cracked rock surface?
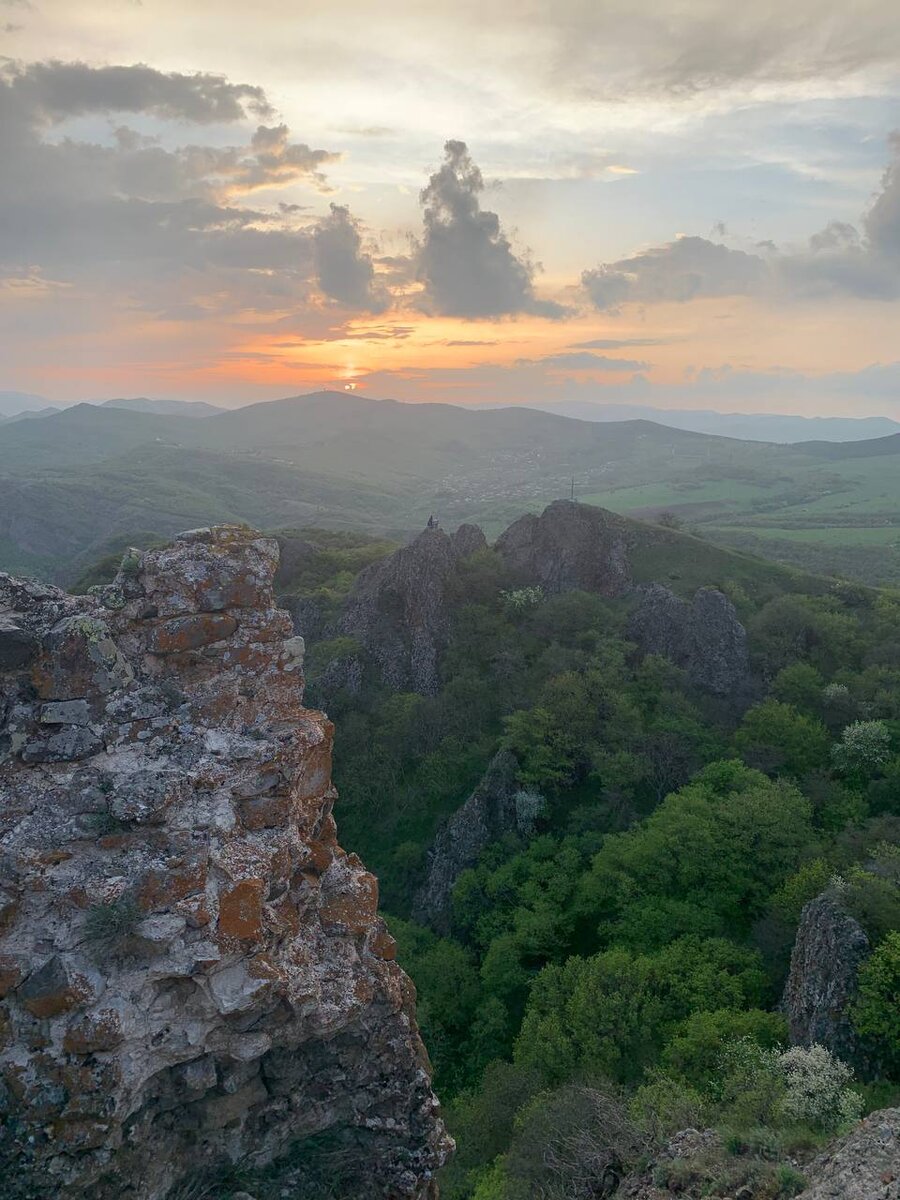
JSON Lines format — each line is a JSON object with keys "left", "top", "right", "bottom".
{"left": 0, "top": 526, "right": 450, "bottom": 1199}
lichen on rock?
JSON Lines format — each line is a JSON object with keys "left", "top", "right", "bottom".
{"left": 0, "top": 525, "right": 450, "bottom": 1199}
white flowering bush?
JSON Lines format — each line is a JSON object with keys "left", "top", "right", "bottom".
{"left": 718, "top": 1039, "right": 862, "bottom": 1134}
{"left": 500, "top": 586, "right": 545, "bottom": 615}
{"left": 778, "top": 1045, "right": 863, "bottom": 1132}
{"left": 514, "top": 788, "right": 547, "bottom": 835}
{"left": 831, "top": 719, "right": 892, "bottom": 778}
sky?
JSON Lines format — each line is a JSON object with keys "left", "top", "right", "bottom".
{"left": 2, "top": 0, "right": 900, "bottom": 416}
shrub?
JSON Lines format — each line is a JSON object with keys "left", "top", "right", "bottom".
{"left": 83, "top": 895, "right": 141, "bottom": 946}
{"left": 513, "top": 789, "right": 546, "bottom": 835}
{"left": 629, "top": 1071, "right": 707, "bottom": 1139}
{"left": 778, "top": 1045, "right": 862, "bottom": 1132}
{"left": 832, "top": 720, "right": 893, "bottom": 781}
{"left": 500, "top": 586, "right": 544, "bottom": 615}
{"left": 503, "top": 1084, "right": 645, "bottom": 1200}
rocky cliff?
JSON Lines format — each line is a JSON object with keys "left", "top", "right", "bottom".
{"left": 495, "top": 500, "right": 632, "bottom": 597}
{"left": 627, "top": 583, "right": 750, "bottom": 696}
{"left": 0, "top": 527, "right": 450, "bottom": 1199}
{"left": 412, "top": 751, "right": 520, "bottom": 933}
{"left": 782, "top": 890, "right": 872, "bottom": 1070}
{"left": 339, "top": 523, "right": 486, "bottom": 696}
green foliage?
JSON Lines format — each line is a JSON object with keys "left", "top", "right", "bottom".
{"left": 734, "top": 700, "right": 831, "bottom": 778}
{"left": 840, "top": 850, "right": 900, "bottom": 943}
{"left": 662, "top": 1009, "right": 788, "bottom": 1088}
{"left": 771, "top": 662, "right": 825, "bottom": 713}
{"left": 261, "top": 518, "right": 900, "bottom": 1195}
{"left": 853, "top": 932, "right": 900, "bottom": 1062}
{"left": 514, "top": 938, "right": 766, "bottom": 1086}
{"left": 629, "top": 1071, "right": 707, "bottom": 1138}
{"left": 578, "top": 762, "right": 813, "bottom": 949}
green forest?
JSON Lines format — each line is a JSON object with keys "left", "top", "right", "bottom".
{"left": 277, "top": 528, "right": 900, "bottom": 1199}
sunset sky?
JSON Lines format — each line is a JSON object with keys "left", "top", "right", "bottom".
{"left": 2, "top": 0, "right": 900, "bottom": 414}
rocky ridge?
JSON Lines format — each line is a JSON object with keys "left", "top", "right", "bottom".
{"left": 495, "top": 500, "right": 633, "bottom": 597}
{"left": 0, "top": 526, "right": 450, "bottom": 1198}
{"left": 338, "top": 523, "right": 486, "bottom": 695}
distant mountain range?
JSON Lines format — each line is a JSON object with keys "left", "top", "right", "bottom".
{"left": 0, "top": 390, "right": 898, "bottom": 587}
{"left": 2, "top": 389, "right": 896, "bottom": 442}
{"left": 510, "top": 400, "right": 900, "bottom": 443}
{"left": 101, "top": 397, "right": 226, "bottom": 418}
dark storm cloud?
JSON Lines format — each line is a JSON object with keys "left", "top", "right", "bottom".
{"left": 2, "top": 59, "right": 274, "bottom": 123}
{"left": 582, "top": 136, "right": 900, "bottom": 309}
{"left": 416, "top": 140, "right": 566, "bottom": 319}
{"left": 313, "top": 204, "right": 388, "bottom": 312}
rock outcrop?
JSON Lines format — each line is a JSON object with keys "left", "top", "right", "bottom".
{"left": 782, "top": 890, "right": 871, "bottom": 1070}
{"left": 495, "top": 500, "right": 632, "bottom": 597}
{"left": 627, "top": 583, "right": 749, "bottom": 696}
{"left": 338, "top": 523, "right": 486, "bottom": 696}
{"left": 0, "top": 527, "right": 450, "bottom": 1199}
{"left": 796, "top": 1107, "right": 899, "bottom": 1199}
{"left": 617, "top": 1112, "right": 900, "bottom": 1199}
{"left": 412, "top": 751, "right": 520, "bottom": 932}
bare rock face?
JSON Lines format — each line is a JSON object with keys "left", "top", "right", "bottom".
{"left": 338, "top": 523, "right": 486, "bottom": 696}
{"left": 782, "top": 890, "right": 871, "bottom": 1069}
{"left": 797, "top": 1107, "right": 899, "bottom": 1199}
{"left": 412, "top": 751, "right": 519, "bottom": 933}
{"left": 0, "top": 527, "right": 450, "bottom": 1199}
{"left": 627, "top": 583, "right": 749, "bottom": 696}
{"left": 495, "top": 501, "right": 632, "bottom": 597}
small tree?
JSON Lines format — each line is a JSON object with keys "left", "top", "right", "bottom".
{"left": 832, "top": 720, "right": 892, "bottom": 781}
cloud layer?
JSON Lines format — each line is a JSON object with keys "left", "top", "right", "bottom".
{"left": 582, "top": 138, "right": 900, "bottom": 309}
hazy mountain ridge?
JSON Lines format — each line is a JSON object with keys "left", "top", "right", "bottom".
{"left": 1, "top": 391, "right": 898, "bottom": 585}
{"left": 515, "top": 399, "right": 900, "bottom": 443}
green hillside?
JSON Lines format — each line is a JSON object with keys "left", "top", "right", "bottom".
{"left": 1, "top": 391, "right": 898, "bottom": 585}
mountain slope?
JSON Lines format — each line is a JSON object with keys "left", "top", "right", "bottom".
{"left": 1, "top": 390, "right": 897, "bottom": 585}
